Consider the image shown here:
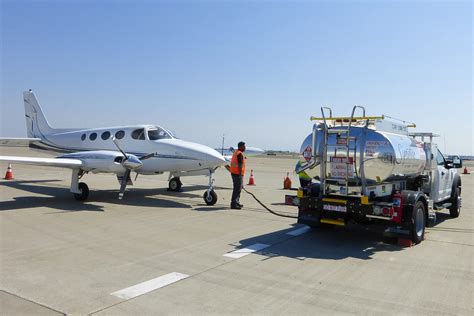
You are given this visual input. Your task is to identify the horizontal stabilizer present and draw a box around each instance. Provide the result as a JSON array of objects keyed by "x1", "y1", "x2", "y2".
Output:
[{"x1": 0, "y1": 137, "x2": 41, "y2": 146}]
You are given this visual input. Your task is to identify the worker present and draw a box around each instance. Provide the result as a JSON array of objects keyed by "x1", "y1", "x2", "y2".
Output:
[
  {"x1": 295, "y1": 160, "x2": 312, "y2": 187},
  {"x1": 226, "y1": 141, "x2": 246, "y2": 209}
]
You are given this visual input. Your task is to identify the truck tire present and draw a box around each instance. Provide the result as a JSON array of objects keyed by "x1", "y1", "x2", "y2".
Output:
[
  {"x1": 410, "y1": 201, "x2": 426, "y2": 244},
  {"x1": 449, "y1": 187, "x2": 461, "y2": 218}
]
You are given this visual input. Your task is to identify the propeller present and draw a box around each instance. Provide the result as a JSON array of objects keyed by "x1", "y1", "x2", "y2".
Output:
[{"x1": 112, "y1": 137, "x2": 157, "y2": 199}]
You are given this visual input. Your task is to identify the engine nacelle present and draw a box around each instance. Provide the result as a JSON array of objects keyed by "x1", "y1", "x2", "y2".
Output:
[{"x1": 59, "y1": 151, "x2": 133, "y2": 173}]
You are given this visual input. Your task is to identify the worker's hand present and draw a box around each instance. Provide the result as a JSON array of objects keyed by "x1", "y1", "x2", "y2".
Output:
[{"x1": 224, "y1": 165, "x2": 231, "y2": 172}]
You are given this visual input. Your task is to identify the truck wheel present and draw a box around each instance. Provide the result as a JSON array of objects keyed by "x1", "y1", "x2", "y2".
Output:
[
  {"x1": 73, "y1": 182, "x2": 89, "y2": 201},
  {"x1": 411, "y1": 201, "x2": 425, "y2": 244},
  {"x1": 449, "y1": 187, "x2": 461, "y2": 218}
]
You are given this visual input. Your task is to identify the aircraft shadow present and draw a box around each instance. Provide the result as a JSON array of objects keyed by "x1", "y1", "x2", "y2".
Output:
[
  {"x1": 0, "y1": 181, "x2": 193, "y2": 212},
  {"x1": 0, "y1": 180, "x2": 105, "y2": 212},
  {"x1": 231, "y1": 224, "x2": 403, "y2": 261}
]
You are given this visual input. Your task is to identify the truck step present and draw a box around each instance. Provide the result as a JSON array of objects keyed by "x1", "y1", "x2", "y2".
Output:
[
  {"x1": 320, "y1": 218, "x2": 345, "y2": 226},
  {"x1": 434, "y1": 203, "x2": 452, "y2": 210}
]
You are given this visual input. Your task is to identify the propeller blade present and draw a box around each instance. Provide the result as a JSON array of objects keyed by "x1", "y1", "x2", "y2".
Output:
[
  {"x1": 118, "y1": 169, "x2": 131, "y2": 200},
  {"x1": 139, "y1": 152, "x2": 157, "y2": 160},
  {"x1": 112, "y1": 137, "x2": 128, "y2": 158}
]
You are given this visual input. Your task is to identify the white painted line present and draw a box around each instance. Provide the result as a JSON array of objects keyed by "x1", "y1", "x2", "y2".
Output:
[
  {"x1": 286, "y1": 226, "x2": 311, "y2": 236},
  {"x1": 223, "y1": 243, "x2": 270, "y2": 259},
  {"x1": 111, "y1": 272, "x2": 189, "y2": 300}
]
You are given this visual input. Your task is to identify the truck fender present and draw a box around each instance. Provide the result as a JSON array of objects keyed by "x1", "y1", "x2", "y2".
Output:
[
  {"x1": 451, "y1": 173, "x2": 461, "y2": 197},
  {"x1": 401, "y1": 190, "x2": 428, "y2": 225}
]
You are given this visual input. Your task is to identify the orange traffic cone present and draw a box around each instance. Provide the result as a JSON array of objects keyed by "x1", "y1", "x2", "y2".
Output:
[
  {"x1": 283, "y1": 172, "x2": 292, "y2": 189},
  {"x1": 248, "y1": 169, "x2": 255, "y2": 185},
  {"x1": 463, "y1": 167, "x2": 470, "y2": 174},
  {"x1": 4, "y1": 164, "x2": 13, "y2": 180}
]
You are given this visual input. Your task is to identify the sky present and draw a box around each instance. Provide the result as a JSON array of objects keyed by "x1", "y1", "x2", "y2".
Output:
[{"x1": 1, "y1": 0, "x2": 472, "y2": 154}]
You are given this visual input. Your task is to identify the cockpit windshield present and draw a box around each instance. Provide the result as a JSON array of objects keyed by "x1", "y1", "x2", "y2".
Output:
[{"x1": 147, "y1": 127, "x2": 172, "y2": 140}]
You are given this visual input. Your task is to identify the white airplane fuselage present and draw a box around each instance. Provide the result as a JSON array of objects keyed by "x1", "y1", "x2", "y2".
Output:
[
  {"x1": 22, "y1": 89, "x2": 226, "y2": 175},
  {"x1": 36, "y1": 126, "x2": 226, "y2": 175}
]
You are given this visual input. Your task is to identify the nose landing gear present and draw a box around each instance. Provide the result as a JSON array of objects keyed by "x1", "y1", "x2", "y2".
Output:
[{"x1": 203, "y1": 170, "x2": 218, "y2": 205}]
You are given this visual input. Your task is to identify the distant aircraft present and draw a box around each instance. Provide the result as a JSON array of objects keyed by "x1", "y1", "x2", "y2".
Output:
[
  {"x1": 215, "y1": 136, "x2": 265, "y2": 161},
  {"x1": 216, "y1": 146, "x2": 265, "y2": 161},
  {"x1": 0, "y1": 90, "x2": 226, "y2": 204}
]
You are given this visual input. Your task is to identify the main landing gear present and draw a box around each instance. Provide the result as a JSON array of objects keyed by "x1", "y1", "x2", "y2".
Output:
[
  {"x1": 168, "y1": 177, "x2": 182, "y2": 192},
  {"x1": 71, "y1": 169, "x2": 89, "y2": 201},
  {"x1": 73, "y1": 182, "x2": 89, "y2": 201}
]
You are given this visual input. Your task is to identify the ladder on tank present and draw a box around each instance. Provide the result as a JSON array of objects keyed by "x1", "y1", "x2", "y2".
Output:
[{"x1": 312, "y1": 106, "x2": 383, "y2": 196}]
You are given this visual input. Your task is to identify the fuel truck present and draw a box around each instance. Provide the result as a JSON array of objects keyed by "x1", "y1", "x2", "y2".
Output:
[{"x1": 296, "y1": 106, "x2": 462, "y2": 244}]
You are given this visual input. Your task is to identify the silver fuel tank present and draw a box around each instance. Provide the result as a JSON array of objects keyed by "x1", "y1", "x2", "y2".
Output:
[{"x1": 299, "y1": 126, "x2": 427, "y2": 183}]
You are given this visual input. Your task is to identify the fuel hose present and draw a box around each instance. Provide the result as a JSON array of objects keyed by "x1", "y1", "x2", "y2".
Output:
[{"x1": 242, "y1": 187, "x2": 297, "y2": 219}]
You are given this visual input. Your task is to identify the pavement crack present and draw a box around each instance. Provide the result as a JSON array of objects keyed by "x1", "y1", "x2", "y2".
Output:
[{"x1": 0, "y1": 289, "x2": 66, "y2": 315}]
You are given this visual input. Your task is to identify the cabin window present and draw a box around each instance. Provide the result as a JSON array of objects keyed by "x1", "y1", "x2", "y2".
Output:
[
  {"x1": 89, "y1": 133, "x2": 97, "y2": 141},
  {"x1": 101, "y1": 131, "x2": 111, "y2": 140},
  {"x1": 81, "y1": 134, "x2": 86, "y2": 141},
  {"x1": 131, "y1": 128, "x2": 145, "y2": 140},
  {"x1": 148, "y1": 128, "x2": 171, "y2": 140},
  {"x1": 436, "y1": 149, "x2": 445, "y2": 166},
  {"x1": 115, "y1": 130, "x2": 125, "y2": 139}
]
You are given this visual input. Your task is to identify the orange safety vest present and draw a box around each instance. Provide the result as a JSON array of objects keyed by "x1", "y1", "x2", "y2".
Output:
[{"x1": 230, "y1": 150, "x2": 246, "y2": 175}]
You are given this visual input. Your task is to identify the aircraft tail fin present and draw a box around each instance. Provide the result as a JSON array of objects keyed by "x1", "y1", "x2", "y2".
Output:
[{"x1": 23, "y1": 90, "x2": 54, "y2": 138}]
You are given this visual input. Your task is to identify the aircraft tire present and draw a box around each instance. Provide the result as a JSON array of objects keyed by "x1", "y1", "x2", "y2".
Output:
[
  {"x1": 74, "y1": 182, "x2": 89, "y2": 201},
  {"x1": 203, "y1": 190, "x2": 217, "y2": 206},
  {"x1": 168, "y1": 177, "x2": 182, "y2": 192}
]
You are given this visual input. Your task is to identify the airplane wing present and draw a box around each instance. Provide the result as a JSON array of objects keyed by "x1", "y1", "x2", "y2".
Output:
[
  {"x1": 0, "y1": 137, "x2": 41, "y2": 146},
  {"x1": 0, "y1": 155, "x2": 83, "y2": 169}
]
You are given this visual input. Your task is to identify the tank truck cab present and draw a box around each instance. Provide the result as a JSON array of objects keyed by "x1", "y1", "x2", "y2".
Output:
[
  {"x1": 296, "y1": 106, "x2": 462, "y2": 244},
  {"x1": 413, "y1": 134, "x2": 462, "y2": 218}
]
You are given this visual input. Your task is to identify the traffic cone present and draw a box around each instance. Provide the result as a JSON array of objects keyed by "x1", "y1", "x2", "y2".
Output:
[
  {"x1": 248, "y1": 169, "x2": 255, "y2": 185},
  {"x1": 4, "y1": 164, "x2": 13, "y2": 180},
  {"x1": 283, "y1": 172, "x2": 292, "y2": 189},
  {"x1": 463, "y1": 167, "x2": 470, "y2": 174}
]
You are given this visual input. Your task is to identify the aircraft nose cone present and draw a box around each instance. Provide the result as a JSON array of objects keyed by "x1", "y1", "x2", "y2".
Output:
[
  {"x1": 205, "y1": 149, "x2": 227, "y2": 168},
  {"x1": 164, "y1": 139, "x2": 227, "y2": 169}
]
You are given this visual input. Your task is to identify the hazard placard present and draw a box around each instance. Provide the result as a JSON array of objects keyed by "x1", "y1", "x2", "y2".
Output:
[{"x1": 303, "y1": 145, "x2": 312, "y2": 162}]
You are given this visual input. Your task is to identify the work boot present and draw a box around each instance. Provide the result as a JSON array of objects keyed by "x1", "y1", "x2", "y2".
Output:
[
  {"x1": 230, "y1": 203, "x2": 241, "y2": 210},
  {"x1": 237, "y1": 203, "x2": 244, "y2": 208}
]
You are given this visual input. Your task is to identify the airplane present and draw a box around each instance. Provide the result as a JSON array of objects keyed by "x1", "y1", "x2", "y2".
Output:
[
  {"x1": 215, "y1": 136, "x2": 265, "y2": 161},
  {"x1": 0, "y1": 90, "x2": 227, "y2": 204},
  {"x1": 216, "y1": 146, "x2": 265, "y2": 161}
]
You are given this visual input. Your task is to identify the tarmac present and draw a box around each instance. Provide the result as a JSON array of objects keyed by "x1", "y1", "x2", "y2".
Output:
[{"x1": 1, "y1": 147, "x2": 473, "y2": 315}]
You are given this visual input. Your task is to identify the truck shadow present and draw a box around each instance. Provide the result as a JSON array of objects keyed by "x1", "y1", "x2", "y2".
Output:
[{"x1": 231, "y1": 224, "x2": 403, "y2": 261}]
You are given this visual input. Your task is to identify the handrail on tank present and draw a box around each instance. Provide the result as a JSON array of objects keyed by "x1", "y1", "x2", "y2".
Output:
[
  {"x1": 310, "y1": 115, "x2": 384, "y2": 121},
  {"x1": 320, "y1": 106, "x2": 333, "y2": 128}
]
